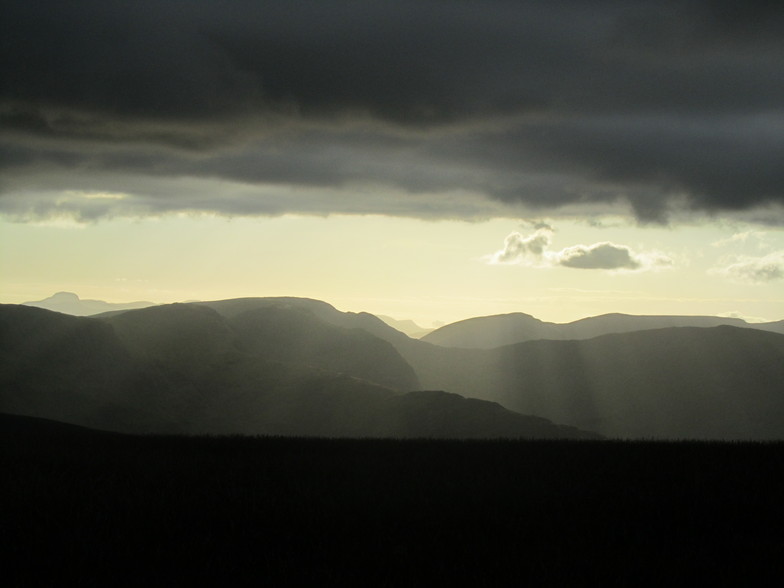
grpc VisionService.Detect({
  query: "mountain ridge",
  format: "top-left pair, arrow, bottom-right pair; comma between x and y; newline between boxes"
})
6,296 -> 784,440
0,303 -> 598,439
422,310 -> 784,348
410,325 -> 784,439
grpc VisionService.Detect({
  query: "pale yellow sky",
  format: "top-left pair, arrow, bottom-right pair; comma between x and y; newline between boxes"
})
2,213 -> 782,326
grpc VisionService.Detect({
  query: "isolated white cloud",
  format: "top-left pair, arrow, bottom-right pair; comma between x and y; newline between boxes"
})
555,242 -> 672,271
556,242 -> 641,270
713,251 -> 784,283
487,229 -> 672,272
489,228 -> 553,265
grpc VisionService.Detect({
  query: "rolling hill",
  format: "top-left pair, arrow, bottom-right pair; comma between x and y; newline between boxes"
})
406,326 -> 784,439
149,299 -> 784,440
4,297 -> 783,439
0,303 -> 597,439
422,311 -> 784,348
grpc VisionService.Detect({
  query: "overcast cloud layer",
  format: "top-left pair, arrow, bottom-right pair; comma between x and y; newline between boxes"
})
2,0 -> 783,223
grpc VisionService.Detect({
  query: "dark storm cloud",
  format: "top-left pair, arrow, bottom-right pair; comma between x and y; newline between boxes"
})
2,0 -> 784,222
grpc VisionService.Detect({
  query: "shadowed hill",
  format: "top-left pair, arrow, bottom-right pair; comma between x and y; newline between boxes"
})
167,298 -> 784,440
0,304 -> 597,439
199,296 -> 417,347
376,315 -> 434,338
104,302 -> 418,391
410,326 -> 784,440
422,311 -> 784,349
0,305 -> 175,432
422,312 -> 558,348
104,303 -> 236,369
7,299 -> 782,439
377,391 -> 599,439
756,319 -> 784,335
0,412 -> 119,435
567,313 -> 745,338
227,305 -> 419,391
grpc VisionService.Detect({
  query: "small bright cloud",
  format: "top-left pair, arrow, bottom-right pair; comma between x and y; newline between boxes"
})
486,229 -> 673,272
713,251 -> 784,283
556,242 -> 642,270
488,227 -> 553,265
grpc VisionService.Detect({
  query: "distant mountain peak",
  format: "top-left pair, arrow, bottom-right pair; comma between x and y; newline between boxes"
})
51,291 -> 81,300
23,292 -> 155,317
423,310 -> 782,349
376,315 -> 433,338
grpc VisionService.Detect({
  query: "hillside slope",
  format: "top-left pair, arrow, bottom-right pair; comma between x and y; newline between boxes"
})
422,311 -> 784,348
187,299 -> 784,440
409,326 -> 784,439
0,304 -> 596,439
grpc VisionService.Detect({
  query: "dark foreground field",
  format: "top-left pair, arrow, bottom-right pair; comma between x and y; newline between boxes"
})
2,428 -> 783,585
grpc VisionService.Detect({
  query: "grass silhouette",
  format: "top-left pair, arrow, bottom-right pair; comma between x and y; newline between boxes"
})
3,431 -> 783,585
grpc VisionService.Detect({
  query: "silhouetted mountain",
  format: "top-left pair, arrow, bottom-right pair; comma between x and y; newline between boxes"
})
754,319 -> 784,335
407,326 -> 784,440
0,303 -> 596,439
111,300 -> 419,391
422,311 -> 783,348
104,303 -> 236,367
0,412 -> 118,435
565,313 -> 765,339
422,312 -> 558,348
226,305 -> 419,391
180,299 -> 784,439
376,315 -> 434,338
377,390 -> 598,439
22,291 -> 155,316
199,296 -> 415,345
7,297 -> 782,439
199,297 -> 421,366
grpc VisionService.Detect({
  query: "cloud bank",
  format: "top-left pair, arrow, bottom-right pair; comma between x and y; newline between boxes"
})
2,1 -> 784,223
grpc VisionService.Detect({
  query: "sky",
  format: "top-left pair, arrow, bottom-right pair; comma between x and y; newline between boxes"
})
2,0 -> 783,325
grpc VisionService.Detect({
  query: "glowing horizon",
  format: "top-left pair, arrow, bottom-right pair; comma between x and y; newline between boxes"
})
3,213 -> 782,327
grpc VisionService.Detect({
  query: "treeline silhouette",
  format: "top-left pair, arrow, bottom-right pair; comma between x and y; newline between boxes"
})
3,428 -> 782,585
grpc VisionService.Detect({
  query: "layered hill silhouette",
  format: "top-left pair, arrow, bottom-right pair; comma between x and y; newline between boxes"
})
405,326 -> 784,439
212,299 -> 784,440
422,311 -> 784,348
376,315 -> 434,338
0,303 -> 596,439
4,296 -> 784,439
